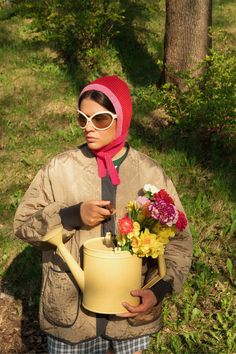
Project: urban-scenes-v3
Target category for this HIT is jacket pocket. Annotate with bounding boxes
[42,267,79,327]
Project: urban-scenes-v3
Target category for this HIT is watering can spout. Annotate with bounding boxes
[42,226,85,292]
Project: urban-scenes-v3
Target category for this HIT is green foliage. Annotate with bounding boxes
[12,0,124,62]
[133,46,235,179]
[157,48,236,132]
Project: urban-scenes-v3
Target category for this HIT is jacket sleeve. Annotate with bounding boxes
[13,162,71,248]
[59,203,84,230]
[163,175,193,293]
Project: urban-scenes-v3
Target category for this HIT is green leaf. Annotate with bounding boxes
[217,313,224,325]
[191,307,203,321]
[209,330,221,341]
[229,219,236,235]
[2,254,8,261]
[121,244,131,252]
[21,157,31,167]
[226,258,233,278]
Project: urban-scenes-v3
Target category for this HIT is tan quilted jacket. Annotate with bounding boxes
[14,144,192,343]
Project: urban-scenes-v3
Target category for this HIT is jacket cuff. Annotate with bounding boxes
[150,279,172,303]
[59,203,84,230]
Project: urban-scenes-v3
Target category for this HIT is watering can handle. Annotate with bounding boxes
[141,254,166,290]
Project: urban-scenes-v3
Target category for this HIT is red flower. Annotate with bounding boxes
[176,210,187,231]
[118,216,134,234]
[154,189,174,205]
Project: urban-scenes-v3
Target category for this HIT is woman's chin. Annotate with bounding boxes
[86,141,102,150]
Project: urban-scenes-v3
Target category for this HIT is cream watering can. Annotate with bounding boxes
[42,226,166,314]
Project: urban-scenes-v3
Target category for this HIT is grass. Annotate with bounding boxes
[0,15,83,276]
[0,1,236,353]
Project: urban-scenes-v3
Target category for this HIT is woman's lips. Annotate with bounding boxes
[85,136,97,143]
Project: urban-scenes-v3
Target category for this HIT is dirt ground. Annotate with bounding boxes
[0,292,47,354]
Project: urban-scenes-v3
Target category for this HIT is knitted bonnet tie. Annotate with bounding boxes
[79,75,132,185]
[95,132,128,185]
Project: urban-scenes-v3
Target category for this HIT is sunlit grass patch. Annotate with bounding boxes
[212,1,236,60]
[0,15,84,279]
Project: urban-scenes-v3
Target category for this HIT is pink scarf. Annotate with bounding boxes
[91,133,128,185]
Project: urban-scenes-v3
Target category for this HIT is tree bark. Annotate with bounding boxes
[162,0,212,91]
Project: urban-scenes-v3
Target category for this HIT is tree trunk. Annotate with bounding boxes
[162,0,212,91]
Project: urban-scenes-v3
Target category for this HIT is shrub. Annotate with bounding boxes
[11,0,124,62]
[156,48,236,135]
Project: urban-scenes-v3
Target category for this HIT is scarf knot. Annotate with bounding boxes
[92,132,127,185]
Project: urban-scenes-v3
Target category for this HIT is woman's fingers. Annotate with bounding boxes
[116,289,157,318]
[80,200,115,226]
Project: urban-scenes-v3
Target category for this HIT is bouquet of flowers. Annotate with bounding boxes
[116,184,187,258]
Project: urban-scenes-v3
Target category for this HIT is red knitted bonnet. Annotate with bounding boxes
[79,75,132,185]
[80,75,132,137]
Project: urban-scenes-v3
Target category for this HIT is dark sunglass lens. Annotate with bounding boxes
[92,113,113,129]
[77,113,87,127]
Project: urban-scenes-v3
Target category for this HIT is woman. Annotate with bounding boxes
[14,75,192,354]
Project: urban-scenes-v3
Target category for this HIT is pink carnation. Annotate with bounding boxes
[176,210,187,231]
[148,200,178,226]
[118,216,134,234]
[136,196,150,208]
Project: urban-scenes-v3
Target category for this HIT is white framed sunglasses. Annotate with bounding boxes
[77,110,117,131]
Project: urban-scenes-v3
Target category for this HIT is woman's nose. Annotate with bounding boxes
[85,121,95,132]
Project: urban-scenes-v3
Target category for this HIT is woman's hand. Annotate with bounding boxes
[80,200,115,227]
[117,289,158,318]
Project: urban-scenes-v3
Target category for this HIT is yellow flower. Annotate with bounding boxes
[150,240,165,258]
[157,227,175,245]
[131,235,141,254]
[126,200,137,213]
[139,228,158,257]
[127,221,140,239]
[130,227,169,258]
